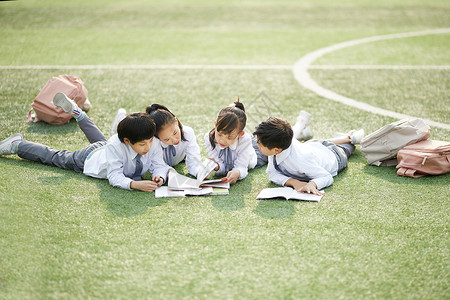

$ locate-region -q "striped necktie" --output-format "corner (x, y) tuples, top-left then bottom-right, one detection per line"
(132, 154), (143, 181)
(163, 145), (176, 166)
(219, 147), (232, 173)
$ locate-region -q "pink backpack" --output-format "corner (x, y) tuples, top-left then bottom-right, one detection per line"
(396, 140), (450, 178)
(28, 74), (88, 125)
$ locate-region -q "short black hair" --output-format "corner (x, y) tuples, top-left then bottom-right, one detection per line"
(117, 113), (156, 144)
(253, 117), (293, 150)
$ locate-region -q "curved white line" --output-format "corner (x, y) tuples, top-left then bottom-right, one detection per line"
(293, 28), (450, 130)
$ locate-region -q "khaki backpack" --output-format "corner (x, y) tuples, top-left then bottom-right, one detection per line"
(360, 118), (431, 166)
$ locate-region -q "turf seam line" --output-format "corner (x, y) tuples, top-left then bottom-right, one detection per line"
(293, 28), (450, 130)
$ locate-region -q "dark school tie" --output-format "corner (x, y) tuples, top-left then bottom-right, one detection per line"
(163, 145), (176, 166)
(132, 154), (143, 181)
(273, 155), (309, 181)
(273, 155), (283, 173)
(219, 147), (232, 173)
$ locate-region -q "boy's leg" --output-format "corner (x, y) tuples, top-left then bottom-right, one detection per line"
(17, 140), (84, 172)
(17, 140), (107, 173)
(329, 129), (365, 145)
(320, 140), (353, 173)
(77, 117), (107, 144)
(336, 143), (355, 159)
(52, 93), (107, 143)
(110, 108), (127, 137)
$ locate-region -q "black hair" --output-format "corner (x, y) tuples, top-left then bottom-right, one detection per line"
(117, 112), (156, 144)
(145, 104), (187, 142)
(253, 117), (293, 150)
(209, 100), (247, 149)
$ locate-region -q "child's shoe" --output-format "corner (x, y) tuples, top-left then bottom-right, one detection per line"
(347, 129), (365, 145)
(52, 92), (85, 120)
(110, 108), (127, 136)
(292, 110), (313, 141)
(0, 134), (22, 155)
(82, 98), (92, 112)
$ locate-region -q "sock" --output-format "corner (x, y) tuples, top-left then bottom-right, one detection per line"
(11, 139), (21, 154)
(73, 108), (86, 122)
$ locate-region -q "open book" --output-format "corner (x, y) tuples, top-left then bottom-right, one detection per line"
(155, 186), (229, 198)
(155, 160), (230, 198)
(256, 187), (324, 202)
(167, 159), (230, 190)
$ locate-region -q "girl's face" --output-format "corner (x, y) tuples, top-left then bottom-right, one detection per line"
(215, 127), (243, 148)
(158, 121), (181, 146)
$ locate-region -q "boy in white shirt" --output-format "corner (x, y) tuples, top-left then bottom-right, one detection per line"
(0, 93), (168, 192)
(253, 117), (364, 195)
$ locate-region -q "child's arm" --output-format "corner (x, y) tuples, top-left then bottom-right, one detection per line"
(147, 138), (169, 183)
(285, 179), (323, 196)
(184, 127), (203, 177)
(230, 134), (255, 181)
(130, 180), (159, 192)
(105, 144), (135, 190)
(204, 134), (226, 174)
(223, 169), (240, 184)
(152, 175), (164, 186)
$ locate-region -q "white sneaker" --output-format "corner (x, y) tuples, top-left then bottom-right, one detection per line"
(0, 134), (22, 155)
(292, 110), (313, 140)
(52, 92), (80, 115)
(110, 108), (127, 136)
(82, 98), (92, 112)
(348, 129), (365, 145)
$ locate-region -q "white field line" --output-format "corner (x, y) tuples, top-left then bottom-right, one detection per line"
(0, 65), (292, 70)
(293, 28), (450, 130)
(0, 64), (449, 70)
(309, 65), (450, 70)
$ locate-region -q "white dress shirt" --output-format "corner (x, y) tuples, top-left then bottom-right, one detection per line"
(267, 139), (338, 190)
(83, 135), (169, 190)
(204, 132), (257, 180)
(160, 125), (202, 177)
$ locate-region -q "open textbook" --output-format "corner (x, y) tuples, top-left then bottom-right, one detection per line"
(155, 186), (229, 198)
(155, 159), (230, 198)
(256, 187), (324, 202)
(167, 159), (230, 190)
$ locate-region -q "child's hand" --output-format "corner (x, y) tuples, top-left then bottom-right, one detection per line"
(152, 175), (164, 187)
(208, 158), (220, 171)
(298, 181), (324, 196)
(223, 169), (240, 185)
(130, 180), (159, 192)
(285, 178), (306, 191)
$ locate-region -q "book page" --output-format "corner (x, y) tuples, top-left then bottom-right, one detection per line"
(256, 187), (293, 200)
(289, 188), (323, 202)
(196, 159), (218, 185)
(257, 187), (323, 202)
(201, 181), (230, 189)
(155, 186), (213, 198)
(167, 168), (199, 189)
(155, 186), (186, 198)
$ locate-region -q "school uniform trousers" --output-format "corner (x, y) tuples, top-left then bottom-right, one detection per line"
(17, 117), (107, 173)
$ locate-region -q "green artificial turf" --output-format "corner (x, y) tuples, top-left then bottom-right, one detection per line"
(0, 0), (449, 299)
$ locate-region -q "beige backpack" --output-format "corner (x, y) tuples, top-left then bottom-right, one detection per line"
(28, 74), (88, 125)
(360, 118), (431, 166)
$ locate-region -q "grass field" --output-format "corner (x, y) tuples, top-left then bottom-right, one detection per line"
(0, 0), (449, 299)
